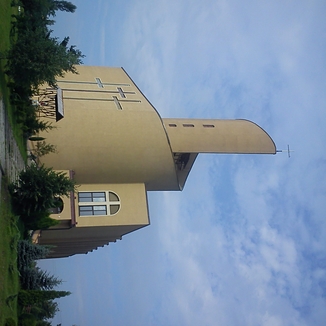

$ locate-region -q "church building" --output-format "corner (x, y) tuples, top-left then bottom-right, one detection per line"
(34, 66), (276, 258)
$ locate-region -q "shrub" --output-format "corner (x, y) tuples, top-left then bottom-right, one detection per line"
(4, 317), (16, 326)
(9, 164), (75, 216)
(32, 141), (57, 157)
(22, 211), (59, 231)
(18, 313), (37, 326)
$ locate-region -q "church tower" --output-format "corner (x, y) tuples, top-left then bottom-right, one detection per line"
(162, 118), (276, 189)
(34, 66), (276, 257)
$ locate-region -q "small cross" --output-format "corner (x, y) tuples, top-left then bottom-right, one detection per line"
(276, 145), (293, 158)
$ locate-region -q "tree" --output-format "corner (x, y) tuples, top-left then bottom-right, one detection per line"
(6, 0), (83, 89)
(37, 269), (62, 290)
(20, 0), (76, 16)
(49, 0), (77, 14)
(31, 300), (60, 320)
(18, 240), (50, 272)
(6, 28), (84, 89)
(19, 266), (63, 290)
(9, 163), (76, 218)
(18, 290), (71, 306)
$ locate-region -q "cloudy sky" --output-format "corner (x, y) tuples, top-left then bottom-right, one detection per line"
(39, 0), (326, 325)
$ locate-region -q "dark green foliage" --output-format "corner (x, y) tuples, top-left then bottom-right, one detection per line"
(17, 240), (50, 272)
(6, 29), (83, 89)
(4, 317), (16, 326)
(5, 0), (83, 137)
(18, 313), (37, 326)
(22, 211), (59, 231)
(6, 0), (83, 89)
(18, 290), (71, 306)
(20, 266), (62, 290)
(30, 300), (59, 320)
(36, 269), (62, 290)
(20, 267), (41, 290)
(36, 321), (52, 326)
(9, 164), (75, 229)
(20, 0), (76, 17)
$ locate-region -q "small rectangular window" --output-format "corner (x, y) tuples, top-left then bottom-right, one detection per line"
(169, 124), (177, 127)
(183, 124), (194, 127)
(78, 192), (106, 202)
(79, 205), (107, 216)
(203, 124), (215, 128)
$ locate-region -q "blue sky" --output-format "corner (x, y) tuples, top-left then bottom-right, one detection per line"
(38, 0), (326, 325)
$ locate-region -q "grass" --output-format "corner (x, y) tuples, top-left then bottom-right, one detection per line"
(0, 176), (20, 326)
(0, 0), (28, 161)
(0, 1), (24, 324)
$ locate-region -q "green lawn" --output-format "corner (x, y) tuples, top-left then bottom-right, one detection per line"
(0, 176), (20, 326)
(0, 0), (24, 324)
(0, 0), (27, 161)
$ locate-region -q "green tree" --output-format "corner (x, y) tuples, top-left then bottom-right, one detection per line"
(6, 28), (84, 89)
(31, 300), (59, 320)
(37, 321), (52, 326)
(37, 269), (62, 290)
(18, 240), (50, 271)
(20, 0), (76, 16)
(9, 164), (75, 217)
(20, 266), (62, 290)
(18, 290), (71, 306)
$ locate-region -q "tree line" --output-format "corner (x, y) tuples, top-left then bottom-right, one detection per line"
(2, 0), (84, 137)
(2, 1), (83, 325)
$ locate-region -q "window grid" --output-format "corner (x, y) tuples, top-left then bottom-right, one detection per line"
(78, 191), (120, 216)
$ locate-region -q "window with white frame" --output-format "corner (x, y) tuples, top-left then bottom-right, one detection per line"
(78, 191), (121, 216)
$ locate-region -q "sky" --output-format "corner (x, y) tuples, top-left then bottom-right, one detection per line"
(38, 0), (326, 325)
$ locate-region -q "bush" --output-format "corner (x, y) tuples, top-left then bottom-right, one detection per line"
(18, 313), (37, 326)
(22, 211), (59, 231)
(4, 317), (16, 326)
(9, 164), (75, 215)
(9, 164), (75, 230)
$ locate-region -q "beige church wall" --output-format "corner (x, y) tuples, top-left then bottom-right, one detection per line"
(38, 67), (180, 191)
(74, 183), (149, 228)
(39, 224), (146, 243)
(163, 118), (276, 154)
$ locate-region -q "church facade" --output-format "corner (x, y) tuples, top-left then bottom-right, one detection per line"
(35, 66), (276, 258)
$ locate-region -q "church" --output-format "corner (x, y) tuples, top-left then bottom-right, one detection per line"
(34, 66), (276, 258)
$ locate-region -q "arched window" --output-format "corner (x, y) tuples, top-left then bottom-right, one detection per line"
(78, 191), (121, 216)
(49, 197), (64, 214)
